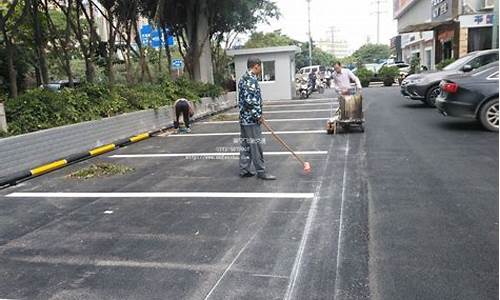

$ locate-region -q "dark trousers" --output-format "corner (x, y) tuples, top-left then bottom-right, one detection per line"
(239, 124), (265, 174)
(175, 101), (190, 128)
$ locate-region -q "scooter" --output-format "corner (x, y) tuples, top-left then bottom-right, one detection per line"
(296, 78), (312, 99)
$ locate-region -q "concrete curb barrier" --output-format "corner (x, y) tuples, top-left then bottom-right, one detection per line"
(0, 92), (236, 188)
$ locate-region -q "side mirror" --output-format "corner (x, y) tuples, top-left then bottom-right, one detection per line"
(462, 65), (473, 72)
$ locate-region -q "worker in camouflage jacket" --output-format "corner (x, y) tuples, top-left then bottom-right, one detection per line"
(237, 57), (276, 180)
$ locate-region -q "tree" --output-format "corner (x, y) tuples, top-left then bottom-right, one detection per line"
(143, 0), (279, 82)
(244, 30), (295, 48)
(0, 0), (27, 98)
(352, 43), (391, 64)
(296, 42), (336, 69)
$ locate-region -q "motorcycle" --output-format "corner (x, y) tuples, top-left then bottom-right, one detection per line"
(296, 78), (312, 99)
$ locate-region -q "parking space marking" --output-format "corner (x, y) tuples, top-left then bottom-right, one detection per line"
(264, 98), (337, 104)
(263, 103), (333, 108)
(110, 151), (328, 158)
(250, 274), (289, 279)
(283, 131), (337, 300)
(227, 109), (330, 115)
(166, 130), (325, 137)
(199, 118), (329, 124)
(203, 232), (258, 300)
(6, 192), (315, 199)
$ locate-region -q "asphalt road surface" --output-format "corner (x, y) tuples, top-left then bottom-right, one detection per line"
(0, 87), (497, 300)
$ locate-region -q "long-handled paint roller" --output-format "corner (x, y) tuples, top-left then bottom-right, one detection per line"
(261, 118), (312, 174)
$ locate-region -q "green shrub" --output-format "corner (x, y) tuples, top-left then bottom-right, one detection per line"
(436, 58), (456, 70)
(356, 67), (374, 87)
(379, 66), (400, 79)
(1, 78), (224, 137)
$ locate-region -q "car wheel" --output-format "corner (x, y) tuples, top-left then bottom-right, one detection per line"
(479, 98), (499, 132)
(425, 86), (440, 107)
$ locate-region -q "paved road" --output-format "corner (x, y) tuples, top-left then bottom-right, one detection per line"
(0, 87), (497, 300)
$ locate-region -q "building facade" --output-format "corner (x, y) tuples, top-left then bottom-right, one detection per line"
(317, 39), (353, 58)
(394, 0), (497, 69)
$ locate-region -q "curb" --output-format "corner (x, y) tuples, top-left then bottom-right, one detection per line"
(0, 105), (236, 189)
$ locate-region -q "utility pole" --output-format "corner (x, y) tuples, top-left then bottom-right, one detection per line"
(371, 0), (387, 44)
(326, 26), (337, 56)
(307, 0), (312, 66)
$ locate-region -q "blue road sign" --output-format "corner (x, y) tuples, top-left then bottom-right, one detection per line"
(140, 25), (174, 49)
(172, 59), (183, 69)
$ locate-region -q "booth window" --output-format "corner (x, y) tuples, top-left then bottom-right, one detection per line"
(258, 61), (276, 82)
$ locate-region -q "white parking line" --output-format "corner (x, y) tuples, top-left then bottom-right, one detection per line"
(199, 118), (329, 124)
(264, 98), (337, 104)
(204, 232), (258, 300)
(167, 130), (324, 137)
(226, 109), (330, 115)
(110, 151), (328, 158)
(6, 192), (315, 199)
(263, 103), (333, 108)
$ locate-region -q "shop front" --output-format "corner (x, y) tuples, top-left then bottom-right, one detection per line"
(431, 0), (460, 64)
(435, 22), (460, 63)
(459, 13), (495, 56)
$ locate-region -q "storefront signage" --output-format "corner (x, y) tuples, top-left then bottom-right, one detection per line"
(432, 0), (452, 21)
(459, 14), (495, 28)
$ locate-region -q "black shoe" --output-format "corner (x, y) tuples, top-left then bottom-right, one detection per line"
(257, 173), (276, 180)
(239, 171), (256, 178)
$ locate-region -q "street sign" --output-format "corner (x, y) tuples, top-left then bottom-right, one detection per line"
(172, 59), (184, 69)
(140, 25), (174, 49)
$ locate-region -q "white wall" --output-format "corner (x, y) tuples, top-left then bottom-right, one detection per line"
(234, 52), (295, 101)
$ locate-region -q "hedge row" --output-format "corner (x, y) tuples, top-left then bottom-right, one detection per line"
(2, 77), (223, 136)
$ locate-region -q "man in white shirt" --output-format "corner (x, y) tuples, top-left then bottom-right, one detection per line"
(332, 62), (362, 95)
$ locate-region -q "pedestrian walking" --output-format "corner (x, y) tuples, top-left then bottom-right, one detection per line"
(238, 57), (276, 180)
(173, 98), (194, 133)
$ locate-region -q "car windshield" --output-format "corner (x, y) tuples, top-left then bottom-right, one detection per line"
(443, 55), (473, 70)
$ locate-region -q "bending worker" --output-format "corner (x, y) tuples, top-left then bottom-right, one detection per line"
(173, 98), (194, 133)
(237, 57), (276, 180)
(332, 61), (362, 95)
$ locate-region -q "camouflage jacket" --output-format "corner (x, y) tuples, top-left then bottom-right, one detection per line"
(238, 71), (262, 125)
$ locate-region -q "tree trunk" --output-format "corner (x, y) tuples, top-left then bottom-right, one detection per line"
(125, 21), (133, 83)
(5, 38), (17, 98)
(134, 21), (152, 82)
(31, 0), (49, 84)
(162, 27), (172, 77)
(106, 10), (115, 85)
(0, 17), (18, 98)
(64, 0), (74, 86)
(185, 0), (213, 83)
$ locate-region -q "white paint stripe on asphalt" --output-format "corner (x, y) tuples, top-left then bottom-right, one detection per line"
(264, 97), (337, 103)
(200, 118), (329, 124)
(226, 109), (330, 115)
(251, 274), (289, 279)
(203, 232), (258, 300)
(334, 135), (350, 297)
(111, 151), (328, 158)
(263, 103), (333, 108)
(283, 128), (337, 300)
(167, 130), (325, 137)
(6, 192), (315, 199)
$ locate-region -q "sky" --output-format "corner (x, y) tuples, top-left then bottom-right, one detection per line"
(246, 0), (398, 52)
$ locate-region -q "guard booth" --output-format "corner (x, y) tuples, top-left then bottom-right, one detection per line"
(227, 46), (301, 101)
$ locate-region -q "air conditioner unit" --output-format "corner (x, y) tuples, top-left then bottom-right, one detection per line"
(483, 0), (495, 9)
